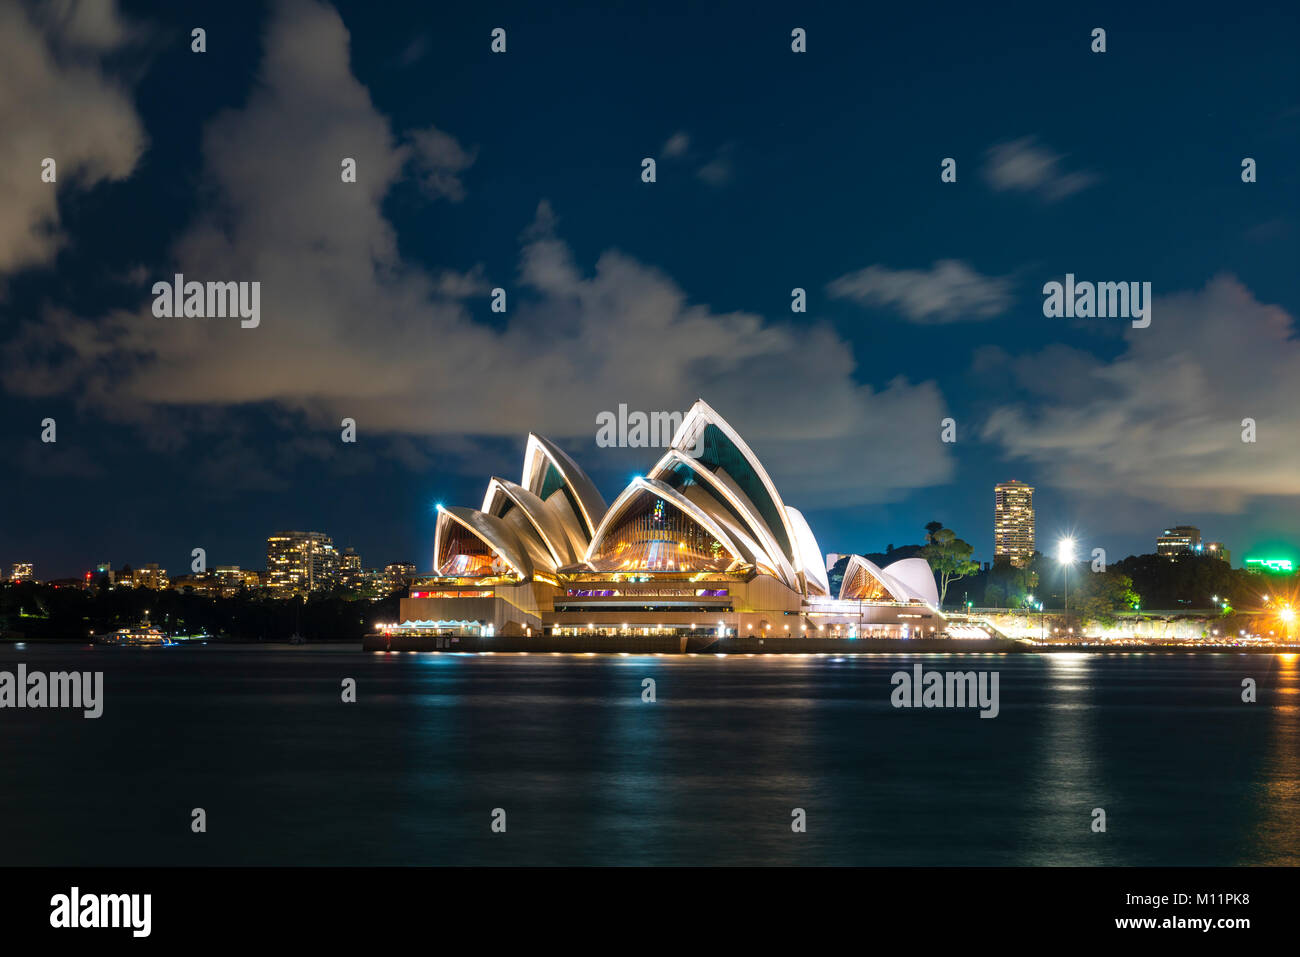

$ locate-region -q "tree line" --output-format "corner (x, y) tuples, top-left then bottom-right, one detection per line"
(0, 581), (402, 641)
(837, 522), (1284, 624)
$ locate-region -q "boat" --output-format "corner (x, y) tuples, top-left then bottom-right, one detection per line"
(93, 624), (174, 646)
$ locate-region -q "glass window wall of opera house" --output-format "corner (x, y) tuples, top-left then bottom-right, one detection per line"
(393, 400), (947, 643)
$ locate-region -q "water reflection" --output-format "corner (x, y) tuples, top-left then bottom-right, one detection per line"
(0, 647), (1296, 865)
(1252, 654), (1300, 864)
(1022, 654), (1106, 865)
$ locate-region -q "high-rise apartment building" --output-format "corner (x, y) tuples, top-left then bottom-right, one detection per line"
(266, 531), (340, 595)
(135, 563), (170, 590)
(994, 480), (1035, 568)
(382, 562), (416, 593)
(339, 547), (364, 589)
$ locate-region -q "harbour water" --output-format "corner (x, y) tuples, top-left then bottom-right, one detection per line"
(1, 646), (1296, 866)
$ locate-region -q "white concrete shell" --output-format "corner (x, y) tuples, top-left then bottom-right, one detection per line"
(426, 401), (939, 606)
(837, 555), (912, 603)
(521, 434), (608, 548)
(667, 400), (802, 575)
(786, 506), (830, 597)
(882, 558), (941, 607)
(481, 477), (577, 571)
(645, 447), (800, 589)
(434, 505), (533, 580)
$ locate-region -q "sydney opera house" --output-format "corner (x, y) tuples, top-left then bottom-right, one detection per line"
(397, 400), (946, 642)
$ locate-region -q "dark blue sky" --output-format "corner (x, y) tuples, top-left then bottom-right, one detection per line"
(2, 0), (1298, 578)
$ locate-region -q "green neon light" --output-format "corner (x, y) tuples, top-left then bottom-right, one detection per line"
(1245, 558), (1294, 573)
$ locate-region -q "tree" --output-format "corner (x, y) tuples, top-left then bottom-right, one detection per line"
(984, 558), (1039, 608)
(1073, 569), (1140, 626)
(920, 527), (979, 606)
(924, 521), (943, 545)
(1114, 553), (1264, 610)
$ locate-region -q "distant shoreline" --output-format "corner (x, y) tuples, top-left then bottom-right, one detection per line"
(359, 634), (1299, 655)
(2, 636), (1296, 655)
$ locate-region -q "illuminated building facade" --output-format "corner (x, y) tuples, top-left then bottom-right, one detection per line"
(1157, 525), (1201, 558)
(382, 563), (416, 593)
(267, 531), (340, 595)
(9, 562), (34, 582)
(135, 563), (170, 590)
(170, 572), (219, 596)
(1203, 541), (1229, 564)
(339, 548), (363, 589)
(214, 565), (249, 597)
(994, 480), (1035, 568)
(399, 400), (946, 641)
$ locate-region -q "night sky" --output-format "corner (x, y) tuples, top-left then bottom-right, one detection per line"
(2, 0), (1298, 579)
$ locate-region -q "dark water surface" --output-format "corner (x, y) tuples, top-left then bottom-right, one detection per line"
(1, 646), (1297, 865)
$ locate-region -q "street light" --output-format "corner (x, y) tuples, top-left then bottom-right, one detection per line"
(1058, 538), (1075, 622)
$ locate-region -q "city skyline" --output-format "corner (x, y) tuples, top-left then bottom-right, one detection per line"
(8, 478), (1292, 591)
(5, 533), (417, 595)
(2, 1), (1298, 582)
(4, 465), (1297, 582)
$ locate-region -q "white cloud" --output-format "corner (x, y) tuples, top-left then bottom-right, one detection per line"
(827, 259), (1014, 323)
(981, 276), (1300, 511)
(696, 152), (733, 186)
(35, 0), (141, 52)
(408, 125), (476, 202)
(0, 0), (953, 507)
(983, 136), (1096, 201)
(660, 134), (733, 187)
(0, 0), (146, 275)
(662, 131), (689, 158)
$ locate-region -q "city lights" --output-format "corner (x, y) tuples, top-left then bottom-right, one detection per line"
(1058, 538), (1075, 619)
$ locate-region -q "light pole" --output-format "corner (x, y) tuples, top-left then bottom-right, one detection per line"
(1058, 538), (1075, 627)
